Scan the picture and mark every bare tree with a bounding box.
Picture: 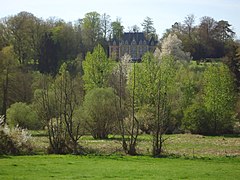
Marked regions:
[34,64,84,154]
[184,14,195,39]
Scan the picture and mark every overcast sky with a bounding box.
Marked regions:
[0,0,239,39]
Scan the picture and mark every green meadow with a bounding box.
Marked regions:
[1,132,240,179]
[1,155,240,179]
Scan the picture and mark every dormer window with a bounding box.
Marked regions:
[131,39,136,45]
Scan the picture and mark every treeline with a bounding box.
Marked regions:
[163,14,236,60]
[0,11,121,75]
[1,44,240,156]
[0,11,240,156]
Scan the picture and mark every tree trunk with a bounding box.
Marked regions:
[1,69,9,124]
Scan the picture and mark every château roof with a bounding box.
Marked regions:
[122,32,145,44]
[110,32,157,46]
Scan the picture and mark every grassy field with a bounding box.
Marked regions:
[31,131,240,157]
[0,155,240,179]
[1,133,240,179]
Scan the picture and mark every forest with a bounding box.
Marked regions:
[0,11,240,156]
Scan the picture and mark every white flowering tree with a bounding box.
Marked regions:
[161,34,191,61]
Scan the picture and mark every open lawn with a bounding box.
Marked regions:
[1,133,240,179]
[0,155,240,179]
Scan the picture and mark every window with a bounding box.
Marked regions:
[131,39,136,45]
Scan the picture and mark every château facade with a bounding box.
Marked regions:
[109,32,158,61]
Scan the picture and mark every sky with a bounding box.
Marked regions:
[0,0,239,39]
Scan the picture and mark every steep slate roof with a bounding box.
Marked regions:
[110,32,157,45]
[122,32,146,44]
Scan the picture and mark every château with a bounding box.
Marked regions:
[109,32,158,61]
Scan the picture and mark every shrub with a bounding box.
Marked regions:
[7,102,42,130]
[182,103,211,135]
[83,88,119,139]
[0,115,33,155]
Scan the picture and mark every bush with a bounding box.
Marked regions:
[0,115,33,155]
[182,103,211,135]
[83,88,119,139]
[7,102,42,130]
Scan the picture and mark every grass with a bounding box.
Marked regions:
[1,133,239,179]
[30,132,240,157]
[80,134,240,157]
[0,155,240,179]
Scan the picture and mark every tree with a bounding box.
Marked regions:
[203,63,236,135]
[0,17,11,50]
[33,75,66,154]
[101,13,111,41]
[83,88,119,139]
[196,16,217,59]
[223,44,240,90]
[38,32,60,75]
[82,12,102,51]
[199,16,216,42]
[0,46,18,124]
[111,18,124,40]
[213,20,235,42]
[109,53,131,152]
[161,34,191,61]
[53,63,84,153]
[125,60,140,155]
[148,54,176,156]
[130,52,176,156]
[51,22,79,61]
[163,15,237,60]
[141,17,156,39]
[34,65,84,154]
[183,14,195,39]
[82,44,115,92]
[183,102,210,134]
[235,47,240,89]
[7,11,44,65]
[173,63,201,129]
[128,25,140,33]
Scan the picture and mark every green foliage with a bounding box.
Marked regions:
[38,32,60,75]
[111,18,124,40]
[173,63,204,127]
[82,11,102,51]
[83,88,119,139]
[33,65,84,154]
[166,15,235,60]
[0,45,19,120]
[127,53,175,109]
[51,22,79,60]
[127,53,177,156]
[141,17,156,40]
[181,63,237,135]
[0,46,19,69]
[83,44,115,91]
[7,11,44,64]
[203,63,236,134]
[183,102,210,134]
[7,102,41,130]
